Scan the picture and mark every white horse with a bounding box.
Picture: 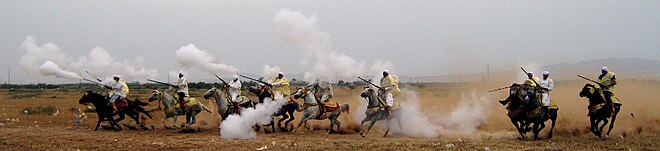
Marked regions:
[291,86,349,134]
[203,87,254,121]
[147,89,211,129]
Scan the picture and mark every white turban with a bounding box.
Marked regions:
[383,70,389,74]
[542,71,550,76]
[233,75,239,80]
[113,74,121,79]
[601,66,609,72]
[278,72,284,76]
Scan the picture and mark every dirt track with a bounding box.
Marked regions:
[1,80,659,150]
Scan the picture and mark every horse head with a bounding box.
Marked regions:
[360,86,375,98]
[78,91,92,105]
[292,87,306,99]
[203,87,217,100]
[79,91,105,105]
[579,84,597,98]
[147,89,162,102]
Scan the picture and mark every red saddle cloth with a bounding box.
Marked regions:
[325,102,340,112]
[116,100,128,108]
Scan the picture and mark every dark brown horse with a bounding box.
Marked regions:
[579,84,621,138]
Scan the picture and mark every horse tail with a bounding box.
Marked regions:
[341,104,350,114]
[200,103,213,113]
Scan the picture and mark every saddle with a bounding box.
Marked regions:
[115,99,128,108]
[323,99,339,112]
[173,95,198,108]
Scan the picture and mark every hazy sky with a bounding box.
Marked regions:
[1,1,659,83]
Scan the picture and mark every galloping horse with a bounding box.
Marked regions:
[579,84,621,138]
[147,89,211,128]
[358,87,402,137]
[499,83,531,139]
[290,86,349,134]
[203,87,254,121]
[248,85,299,132]
[79,91,122,131]
[79,91,152,131]
[520,85,558,140]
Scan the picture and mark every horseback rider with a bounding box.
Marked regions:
[107,75,129,112]
[380,70,400,119]
[228,75,242,110]
[539,71,554,113]
[307,79,334,118]
[598,67,618,116]
[523,72,540,87]
[175,72,190,111]
[269,72,291,102]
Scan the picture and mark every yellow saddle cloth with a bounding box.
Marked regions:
[174,96,198,108]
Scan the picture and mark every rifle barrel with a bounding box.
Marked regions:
[357,76,382,89]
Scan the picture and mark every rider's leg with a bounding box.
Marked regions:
[603,91,615,116]
[109,95,119,111]
[385,93,394,119]
[177,92,187,110]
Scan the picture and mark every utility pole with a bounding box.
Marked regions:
[7,67,10,85]
[487,63,490,82]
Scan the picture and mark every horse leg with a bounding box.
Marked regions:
[606,108,620,136]
[511,120,525,139]
[548,114,557,139]
[278,113,289,131]
[327,116,335,134]
[285,111,296,131]
[361,118,378,137]
[383,118,391,137]
[95,118,103,131]
[292,114,309,133]
[599,118,609,138]
[532,123,542,140]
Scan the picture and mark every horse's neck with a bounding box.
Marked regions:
[589,91,606,105]
[303,91,317,104]
[161,92,175,108]
[215,90,228,107]
[368,95,380,107]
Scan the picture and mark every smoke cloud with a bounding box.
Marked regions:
[274,9,394,82]
[175,44,238,76]
[261,65,282,78]
[438,91,493,134]
[19,36,158,81]
[39,61,81,80]
[398,90,439,138]
[219,98,286,139]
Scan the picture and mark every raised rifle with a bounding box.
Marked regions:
[147,79,178,88]
[577,75,607,88]
[239,75,272,87]
[214,74,230,87]
[81,78,112,89]
[84,70,102,82]
[520,67,546,91]
[357,76,383,90]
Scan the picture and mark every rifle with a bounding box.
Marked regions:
[147,79,178,88]
[488,86,512,92]
[214,74,230,87]
[82,78,112,89]
[84,70,102,82]
[357,76,383,90]
[577,75,607,88]
[520,67,545,90]
[239,75,272,87]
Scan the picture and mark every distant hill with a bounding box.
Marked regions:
[543,58,660,80]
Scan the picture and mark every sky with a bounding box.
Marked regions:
[1,1,659,84]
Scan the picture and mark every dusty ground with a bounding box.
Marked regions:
[1,79,659,150]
